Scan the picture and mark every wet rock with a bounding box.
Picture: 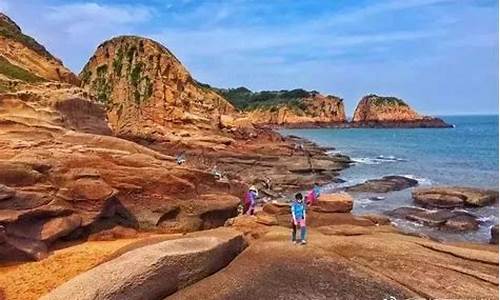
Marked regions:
[386,207,479,231]
[345,176,418,193]
[359,214,391,225]
[41,228,246,300]
[491,225,499,245]
[311,193,353,213]
[412,187,498,208]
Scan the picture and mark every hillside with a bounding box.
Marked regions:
[202,85,347,127]
[80,36,236,142]
[0,13,78,87]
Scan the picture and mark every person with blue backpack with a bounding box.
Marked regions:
[291,192,307,245]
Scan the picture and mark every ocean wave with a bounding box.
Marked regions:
[351,155,407,165]
[401,174,432,185]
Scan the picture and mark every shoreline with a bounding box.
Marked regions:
[277,126,498,245]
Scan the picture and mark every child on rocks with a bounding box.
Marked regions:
[291,192,307,245]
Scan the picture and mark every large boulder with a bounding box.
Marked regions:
[412,187,499,208]
[40,228,246,300]
[311,192,353,213]
[345,176,418,193]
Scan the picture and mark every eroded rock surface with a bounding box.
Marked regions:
[351,94,451,128]
[344,175,418,193]
[41,228,246,300]
[412,186,499,208]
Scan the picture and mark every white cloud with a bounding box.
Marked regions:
[45,2,153,24]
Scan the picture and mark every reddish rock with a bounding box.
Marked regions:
[262,202,290,215]
[88,225,138,241]
[351,94,451,128]
[311,193,353,213]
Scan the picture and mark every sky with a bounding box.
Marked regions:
[0,0,498,116]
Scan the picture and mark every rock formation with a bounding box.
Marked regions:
[80,36,235,142]
[41,228,246,300]
[0,14,350,262]
[344,175,419,193]
[0,13,78,86]
[412,186,499,208]
[352,94,452,128]
[244,93,347,128]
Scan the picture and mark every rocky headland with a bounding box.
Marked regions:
[351,94,452,128]
[0,12,496,300]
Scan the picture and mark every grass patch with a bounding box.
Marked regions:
[0,17,55,60]
[0,56,44,82]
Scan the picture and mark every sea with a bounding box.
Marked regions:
[280,115,499,243]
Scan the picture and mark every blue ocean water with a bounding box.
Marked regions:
[280,115,499,243]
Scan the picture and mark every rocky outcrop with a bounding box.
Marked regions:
[0,13,78,86]
[386,206,480,231]
[0,81,247,261]
[344,175,418,193]
[310,193,353,213]
[351,94,451,128]
[245,93,347,128]
[41,228,246,300]
[80,36,235,142]
[412,186,499,208]
[169,223,498,299]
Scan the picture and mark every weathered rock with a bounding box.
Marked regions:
[167,226,498,300]
[80,36,235,142]
[351,94,451,128]
[360,213,392,225]
[255,214,278,226]
[88,225,138,241]
[41,228,246,300]
[262,202,290,215]
[491,225,499,245]
[244,93,347,127]
[0,13,79,85]
[345,175,418,193]
[413,186,499,208]
[386,207,480,231]
[311,192,353,213]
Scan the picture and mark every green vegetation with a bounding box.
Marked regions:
[80,68,92,86]
[197,82,317,111]
[93,64,111,104]
[0,16,55,60]
[367,94,408,107]
[112,46,124,76]
[0,56,44,82]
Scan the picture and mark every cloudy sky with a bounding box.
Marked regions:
[1,0,498,115]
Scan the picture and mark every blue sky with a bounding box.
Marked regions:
[1,0,498,115]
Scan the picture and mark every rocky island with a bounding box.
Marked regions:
[212,87,347,128]
[351,94,452,128]
[0,12,496,300]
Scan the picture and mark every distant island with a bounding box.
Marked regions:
[199,84,451,128]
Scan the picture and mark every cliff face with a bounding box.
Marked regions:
[245,94,346,127]
[80,36,235,140]
[352,94,451,128]
[0,13,78,86]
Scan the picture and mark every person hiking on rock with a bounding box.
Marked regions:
[306,182,321,206]
[291,192,307,245]
[243,186,258,215]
